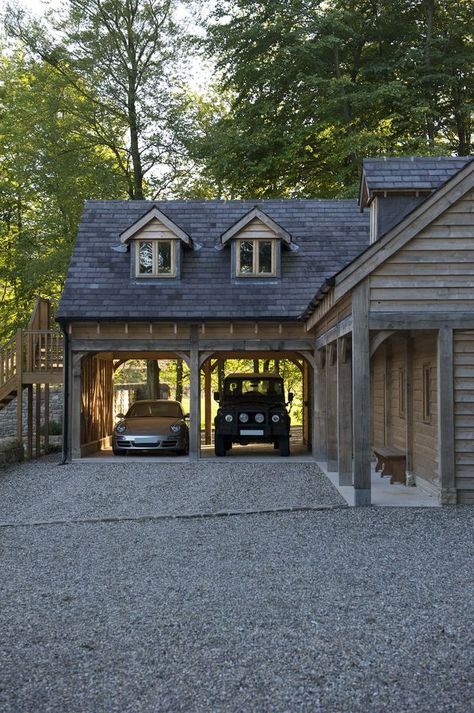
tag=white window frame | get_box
[370,197,378,244]
[236,238,277,277]
[135,239,176,278]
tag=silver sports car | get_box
[112,400,189,455]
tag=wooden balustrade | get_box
[23,330,64,373]
[0,334,17,388]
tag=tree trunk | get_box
[175,358,183,402]
[147,360,160,399]
[127,73,144,200]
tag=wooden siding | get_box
[454,331,474,502]
[134,217,180,241]
[369,188,474,312]
[412,334,438,483]
[371,345,386,447]
[370,332,439,485]
[233,217,279,240]
[81,355,114,448]
[314,293,352,339]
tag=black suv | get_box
[213,373,293,457]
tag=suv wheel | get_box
[279,437,290,457]
[215,434,227,457]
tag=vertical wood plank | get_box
[326,343,338,472]
[352,281,371,506]
[35,384,41,457]
[189,326,200,461]
[27,385,33,459]
[438,327,455,501]
[44,383,50,454]
[71,354,82,459]
[312,350,326,460]
[405,335,414,483]
[204,359,212,445]
[337,337,352,485]
[16,329,23,444]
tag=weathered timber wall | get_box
[81,356,114,447]
[369,187,474,312]
[454,331,474,503]
[371,345,386,447]
[412,334,438,484]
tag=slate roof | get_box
[57,199,370,322]
[360,156,473,207]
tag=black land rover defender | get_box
[213,373,293,457]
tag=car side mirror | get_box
[115,413,125,419]
[213,391,220,402]
[288,392,294,403]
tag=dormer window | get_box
[136,239,176,277]
[119,206,194,282]
[220,207,296,280]
[237,239,276,276]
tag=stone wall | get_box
[0,385,63,438]
[0,437,24,468]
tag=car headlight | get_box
[170,424,182,433]
[271,414,280,423]
[116,422,126,433]
[255,413,264,424]
[225,414,233,423]
[239,413,249,423]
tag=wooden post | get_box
[312,349,326,460]
[27,385,33,459]
[204,359,212,445]
[326,343,338,472]
[384,341,392,446]
[217,359,225,392]
[35,384,41,457]
[16,329,23,445]
[302,360,310,447]
[405,336,414,484]
[71,353,83,459]
[437,327,456,503]
[44,383,49,453]
[253,359,259,373]
[337,337,352,486]
[189,326,200,461]
[352,281,371,506]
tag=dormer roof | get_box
[359,156,473,209]
[220,207,293,247]
[119,206,193,247]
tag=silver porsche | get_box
[112,399,189,455]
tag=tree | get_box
[182,0,473,199]
[0,51,126,342]
[5,0,188,199]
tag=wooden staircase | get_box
[0,298,64,457]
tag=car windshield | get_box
[224,378,284,399]
[126,402,183,418]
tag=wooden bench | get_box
[373,446,406,485]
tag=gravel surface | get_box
[0,456,345,524]
[0,459,473,713]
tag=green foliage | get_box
[181,0,473,198]
[0,52,127,342]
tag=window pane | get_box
[139,241,153,274]
[258,241,273,273]
[239,241,253,274]
[158,241,172,273]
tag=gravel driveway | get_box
[0,458,473,713]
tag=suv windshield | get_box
[223,378,284,400]
[126,402,183,418]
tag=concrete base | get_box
[318,462,440,508]
[354,489,371,507]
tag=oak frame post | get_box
[189,326,201,461]
[437,327,456,503]
[326,343,338,472]
[352,281,371,506]
[71,353,83,459]
[204,358,212,445]
[337,337,352,485]
[312,349,326,460]
[15,328,23,444]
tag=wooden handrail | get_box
[0,332,18,388]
